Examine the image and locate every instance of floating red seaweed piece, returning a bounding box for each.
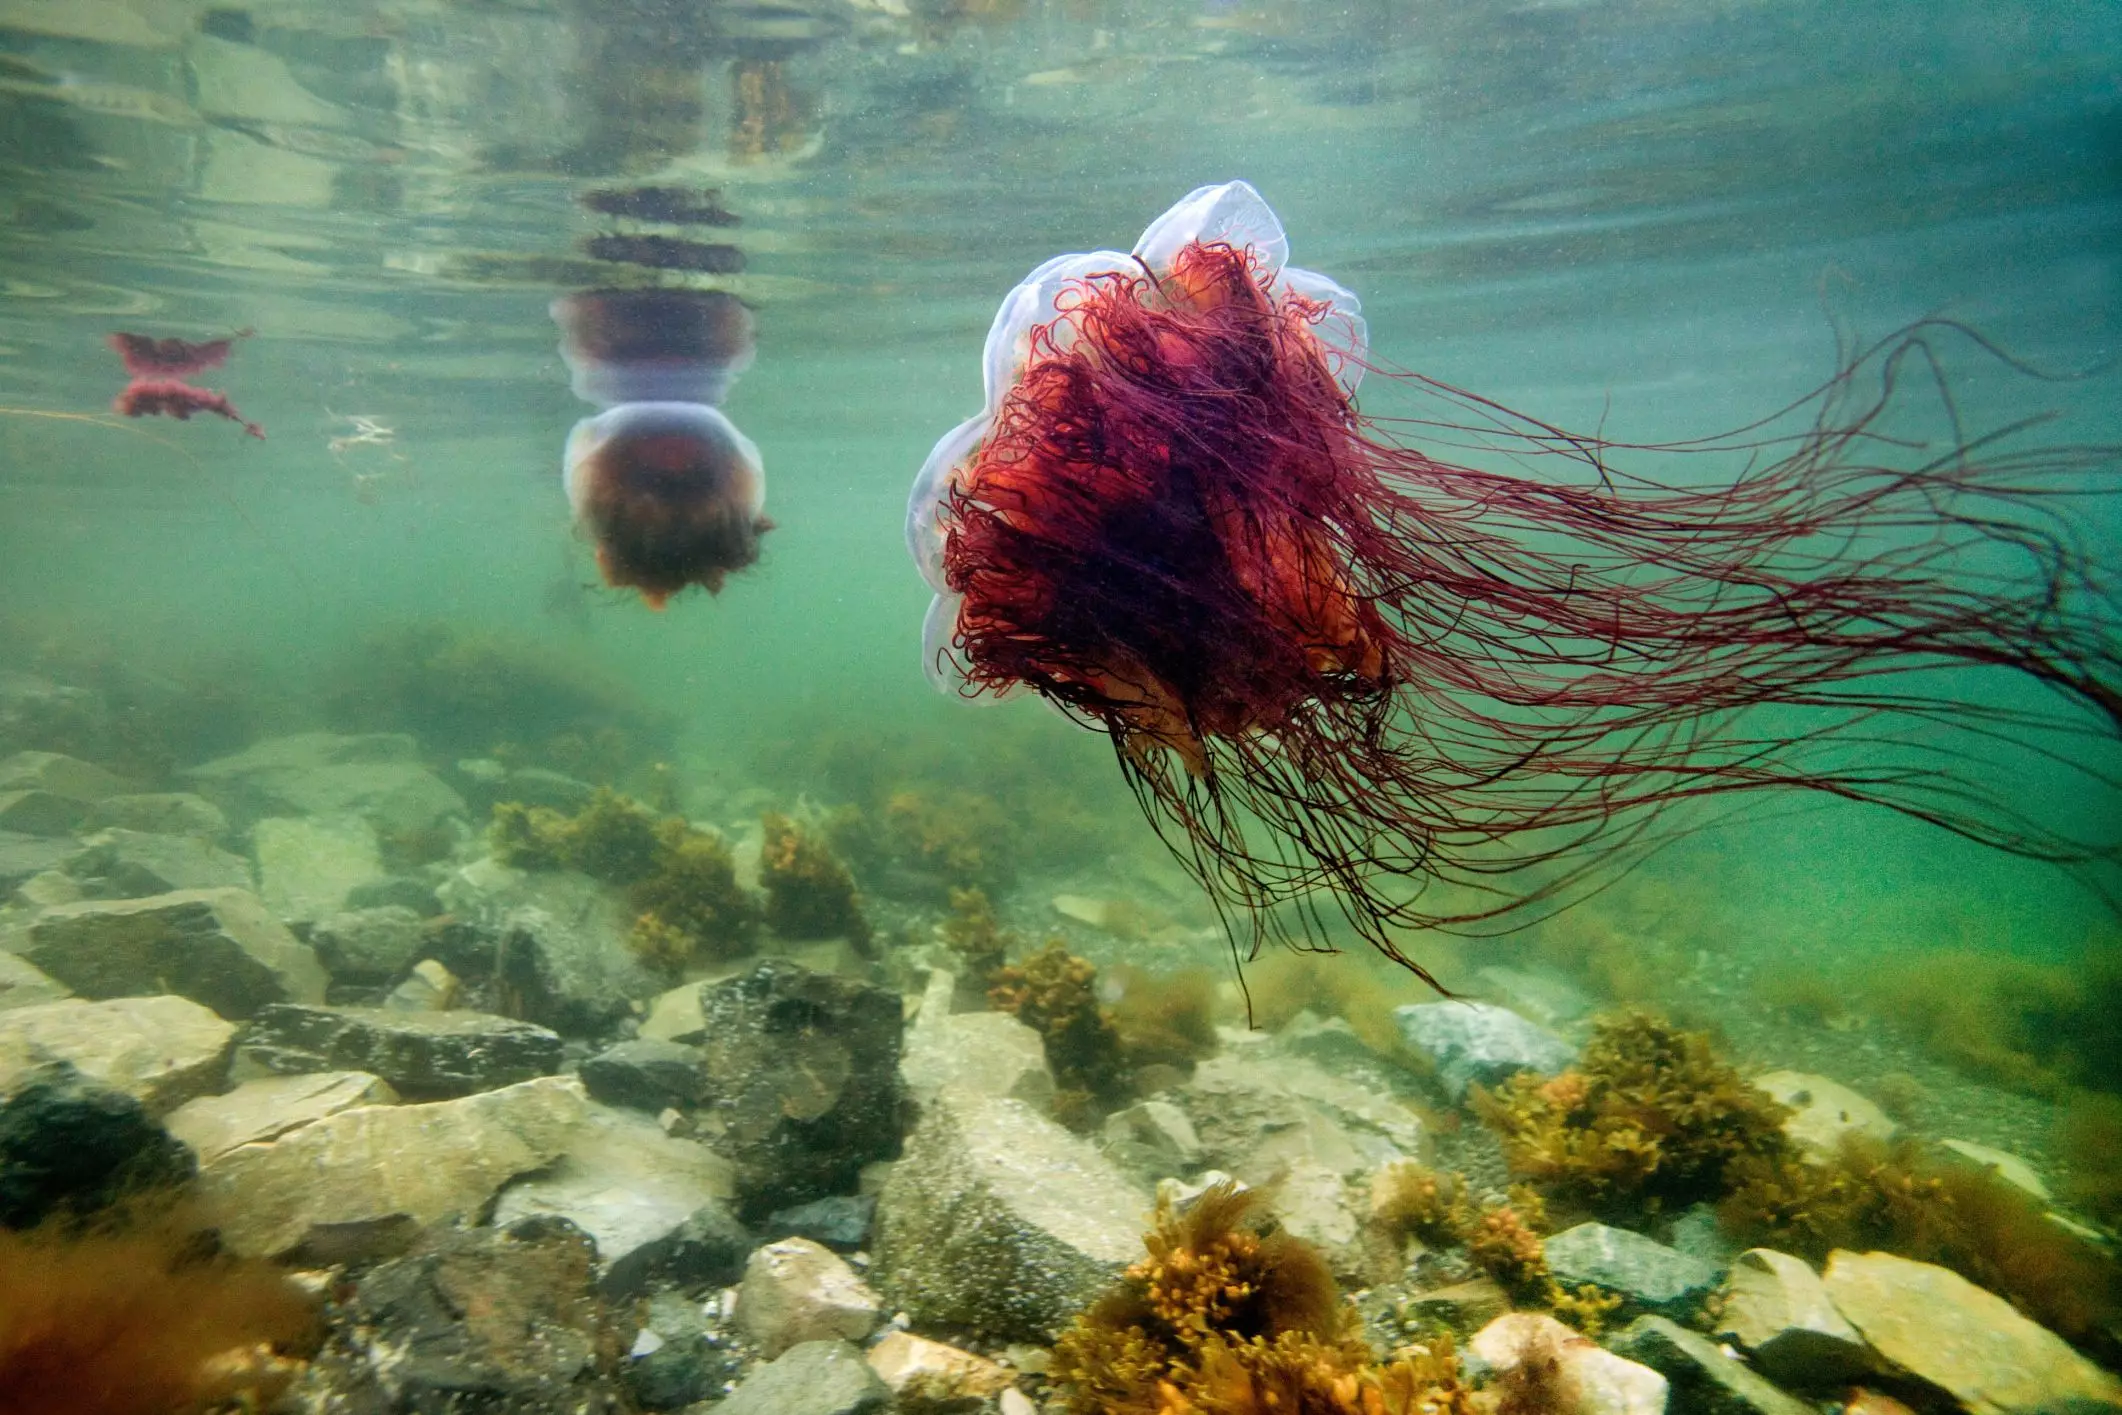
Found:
[106,327,254,378]
[114,378,265,439]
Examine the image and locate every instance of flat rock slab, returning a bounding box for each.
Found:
[718,1339,890,1415]
[65,828,252,896]
[493,1101,736,1298]
[1753,1071,1895,1162]
[0,831,80,889]
[1394,1000,1578,1101]
[0,750,129,801]
[901,969,1053,1107]
[1612,1314,1815,1415]
[195,1074,590,1257]
[185,732,467,836]
[1545,1221,1722,1317]
[0,994,235,1114]
[23,887,327,1020]
[1823,1249,2122,1415]
[0,789,90,836]
[163,1069,399,1164]
[1714,1247,1873,1386]
[875,1090,1149,1342]
[237,1002,563,1099]
[253,814,387,924]
[86,792,228,839]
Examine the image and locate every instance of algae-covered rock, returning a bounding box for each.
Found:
[23,886,327,1019]
[1822,1249,2122,1415]
[0,788,91,835]
[0,831,79,890]
[308,904,426,982]
[874,1090,1149,1341]
[0,750,130,801]
[1544,1221,1721,1318]
[236,1002,563,1099]
[0,994,234,1113]
[162,1069,398,1164]
[0,1061,197,1227]
[194,1074,589,1257]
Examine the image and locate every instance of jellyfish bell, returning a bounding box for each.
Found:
[909,180,2122,986]
[551,288,756,407]
[564,400,769,608]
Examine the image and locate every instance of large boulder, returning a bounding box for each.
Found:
[193,1074,589,1257]
[1712,1247,1873,1386]
[580,1037,710,1112]
[0,832,80,891]
[1394,1000,1578,1101]
[21,887,327,1019]
[1822,1249,2122,1415]
[235,1002,563,1100]
[0,789,90,835]
[685,960,907,1217]
[874,1090,1148,1342]
[182,732,466,836]
[437,861,667,1036]
[307,905,427,983]
[0,994,235,1113]
[0,1061,197,1227]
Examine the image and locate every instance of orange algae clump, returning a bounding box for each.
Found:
[760,811,871,947]
[1051,1181,1472,1415]
[0,1218,319,1415]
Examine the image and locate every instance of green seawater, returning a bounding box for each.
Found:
[0,0,2117,1132]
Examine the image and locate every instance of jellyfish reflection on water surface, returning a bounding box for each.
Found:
[907,181,2122,987]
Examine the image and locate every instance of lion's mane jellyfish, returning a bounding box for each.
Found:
[908,180,2122,985]
[552,289,769,607]
[106,327,263,438]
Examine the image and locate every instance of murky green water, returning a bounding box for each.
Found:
[1,0,2116,967]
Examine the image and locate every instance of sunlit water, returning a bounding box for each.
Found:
[0,0,2116,975]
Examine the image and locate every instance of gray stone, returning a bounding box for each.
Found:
[1394,1000,1578,1101]
[1544,1221,1721,1318]
[1102,1099,1204,1178]
[580,1037,709,1112]
[717,1339,890,1415]
[236,1002,563,1099]
[0,994,235,1114]
[22,888,327,1019]
[1469,1312,1668,1415]
[345,874,442,916]
[0,750,129,801]
[382,958,459,1011]
[874,1090,1149,1341]
[901,968,1053,1107]
[162,1070,398,1164]
[1713,1248,1873,1386]
[0,951,68,1012]
[490,871,668,1036]
[1612,1314,1814,1415]
[0,832,79,890]
[84,792,228,839]
[0,789,89,836]
[0,671,110,761]
[492,1101,736,1298]
[1822,1249,2122,1415]
[64,828,252,896]
[253,814,386,923]
[766,1193,875,1251]
[688,960,907,1216]
[183,732,467,836]
[308,905,426,982]
[194,1074,589,1257]
[736,1236,882,1357]
[626,1306,742,1411]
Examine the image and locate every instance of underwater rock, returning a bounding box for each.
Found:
[1936,1138,2051,1202]
[63,827,253,896]
[492,1100,737,1298]
[901,966,1054,1107]
[1613,1314,1814,1415]
[307,904,426,982]
[22,886,327,1020]
[687,960,907,1217]
[865,1330,1016,1414]
[0,749,130,801]
[345,872,443,916]
[0,994,234,1113]
[1394,999,1579,1101]
[1403,1277,1511,1337]
[299,1214,628,1411]
[1751,1071,1895,1163]
[383,957,460,1011]
[1473,966,1598,1030]
[626,1288,745,1409]
[764,1193,875,1251]
[183,731,468,837]
[504,766,599,813]
[1821,1249,2122,1415]
[1713,1248,1873,1387]
[1544,1221,1722,1318]
[162,1069,398,1165]
[639,976,710,1042]
[0,671,110,762]
[85,790,228,839]
[236,1002,563,1099]
[252,813,387,923]
[0,951,68,1012]
[0,788,91,836]
[736,1235,882,1357]
[718,1338,892,1415]
[195,1073,588,1258]
[1100,1097,1204,1178]
[0,1061,197,1227]
[580,1036,710,1111]
[439,863,665,1037]
[1468,1312,1668,1415]
[0,831,80,891]
[874,1090,1148,1341]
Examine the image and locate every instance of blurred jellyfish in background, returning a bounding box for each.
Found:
[552,288,770,608]
[909,181,2122,987]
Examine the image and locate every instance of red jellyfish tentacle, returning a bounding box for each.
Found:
[939,237,2122,981]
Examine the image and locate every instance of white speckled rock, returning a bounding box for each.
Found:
[0,994,234,1113]
[1470,1312,1668,1415]
[1823,1249,2122,1415]
[902,969,1052,1108]
[1394,1000,1578,1100]
[736,1237,882,1358]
